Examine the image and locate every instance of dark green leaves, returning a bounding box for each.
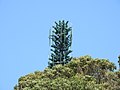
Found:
[48,20,72,68]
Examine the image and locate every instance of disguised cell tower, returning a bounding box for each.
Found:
[48,20,72,68]
[118,55,120,70]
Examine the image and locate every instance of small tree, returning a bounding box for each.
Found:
[48,20,72,68]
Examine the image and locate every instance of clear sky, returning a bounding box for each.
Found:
[0,0,120,90]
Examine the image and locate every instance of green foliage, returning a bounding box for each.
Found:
[48,20,72,68]
[14,55,120,90]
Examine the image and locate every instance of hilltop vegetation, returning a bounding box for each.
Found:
[14,55,120,90]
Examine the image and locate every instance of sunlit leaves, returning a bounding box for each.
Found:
[14,55,120,90]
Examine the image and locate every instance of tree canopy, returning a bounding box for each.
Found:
[14,55,120,90]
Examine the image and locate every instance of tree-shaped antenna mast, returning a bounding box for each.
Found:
[118,55,120,70]
[48,20,72,68]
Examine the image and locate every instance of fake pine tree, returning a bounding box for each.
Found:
[48,20,72,68]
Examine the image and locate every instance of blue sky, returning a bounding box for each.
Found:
[0,0,120,90]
